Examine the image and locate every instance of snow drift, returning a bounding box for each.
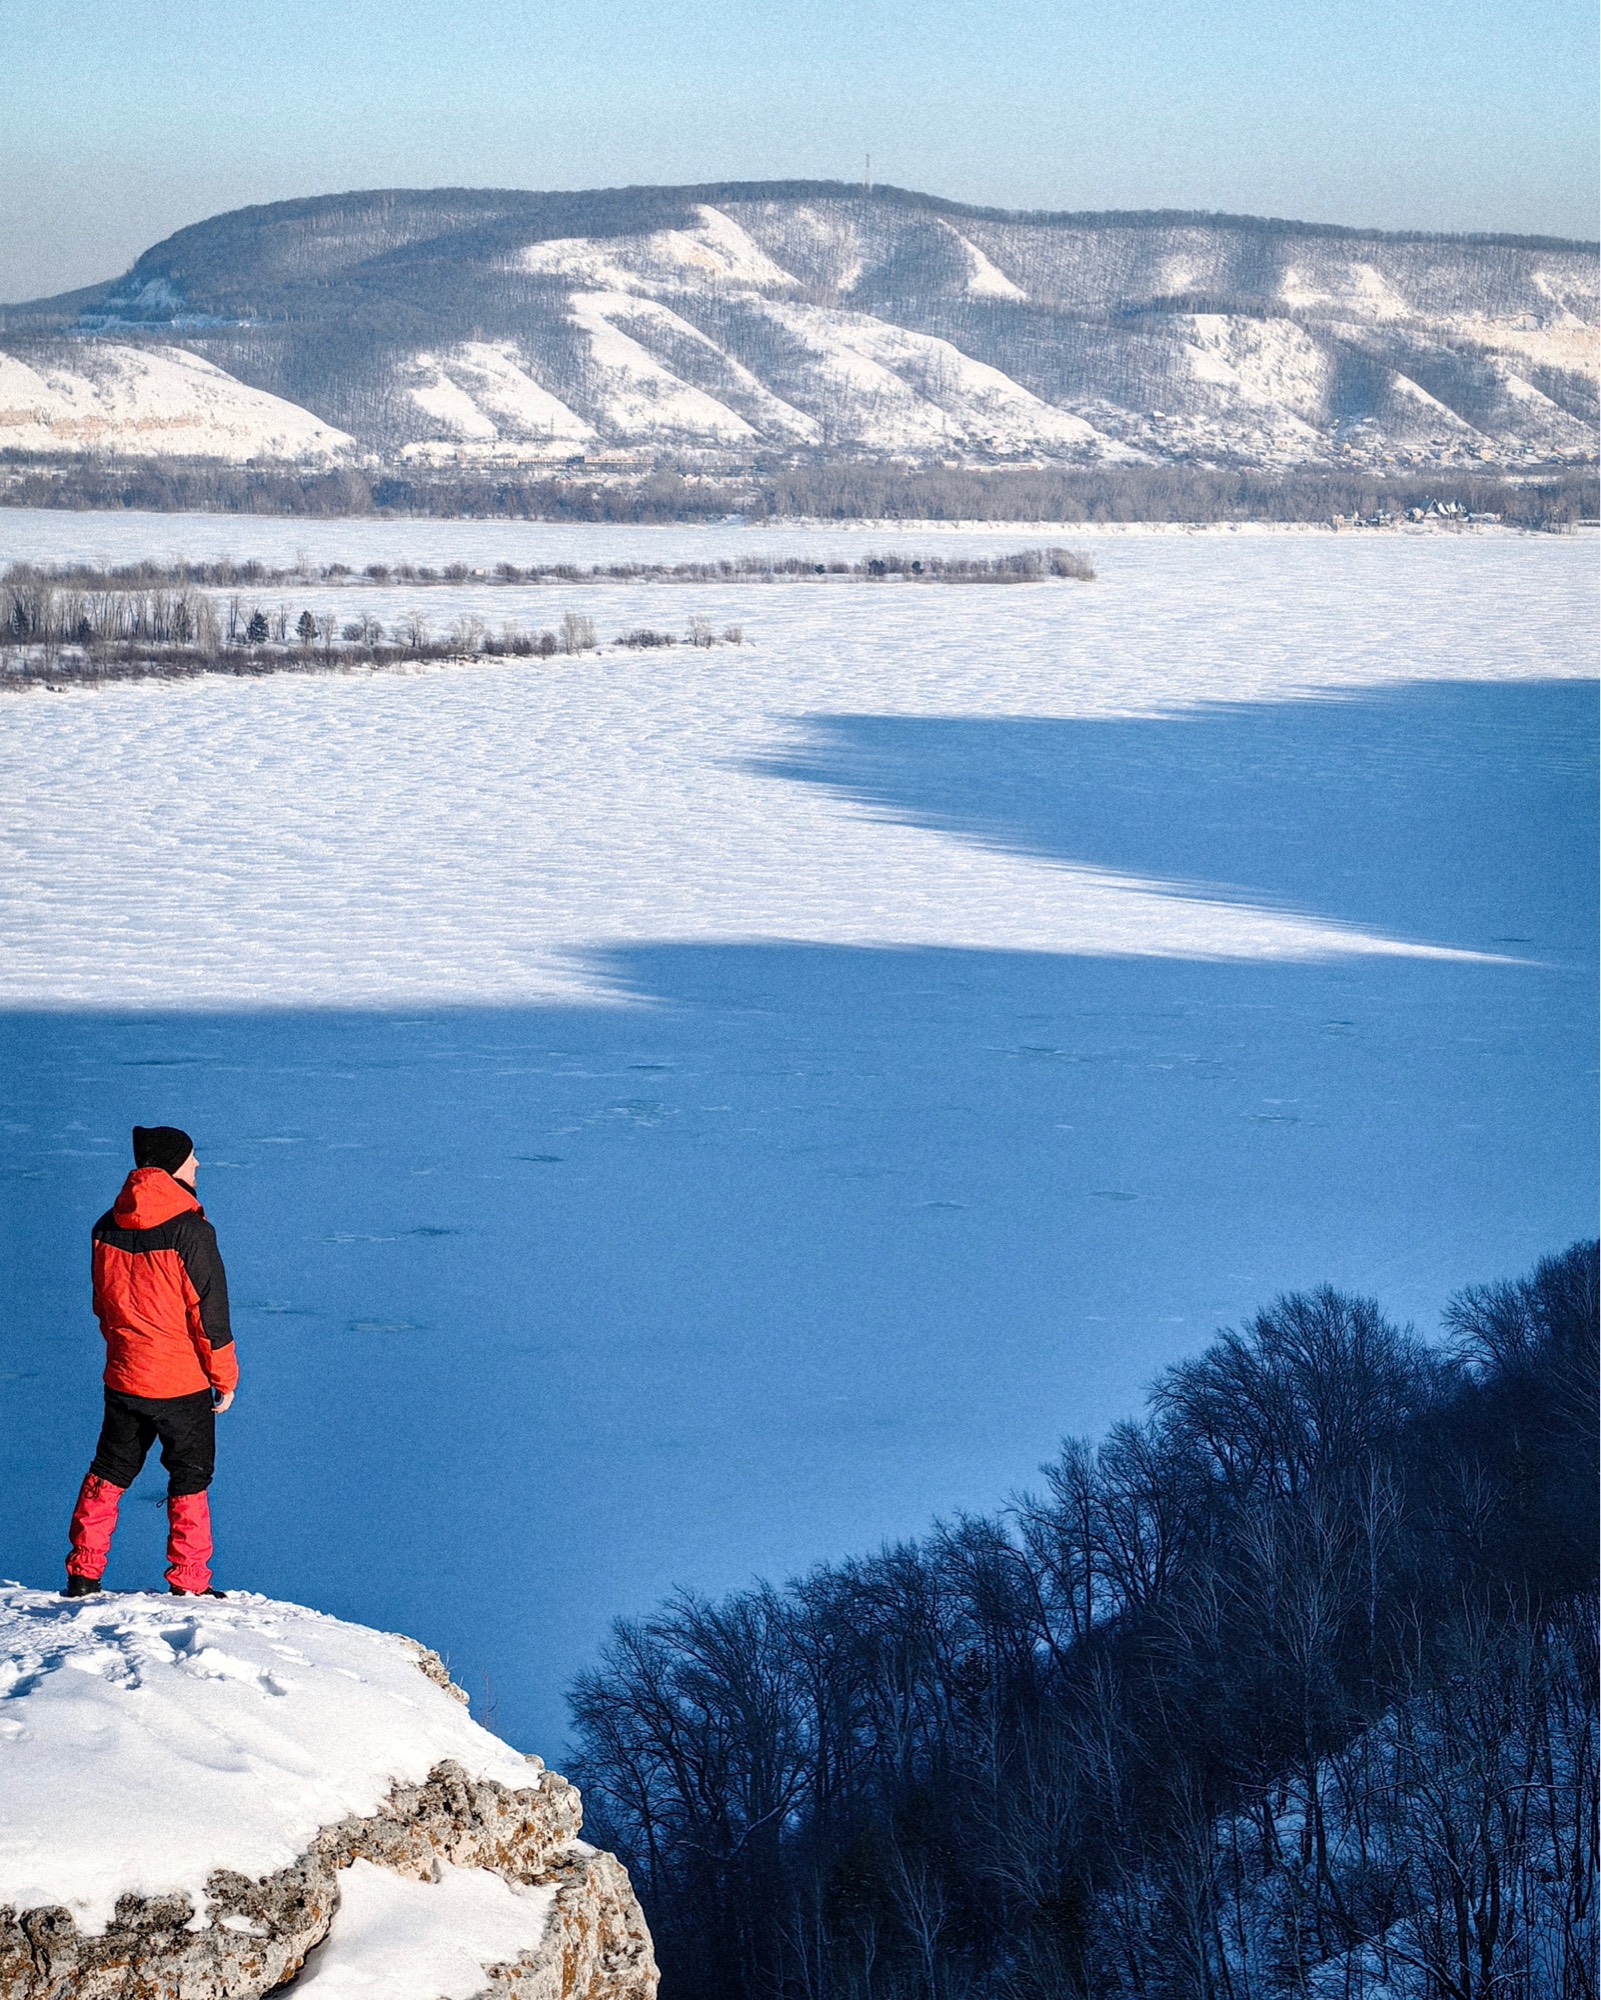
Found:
[0,1586,657,2000]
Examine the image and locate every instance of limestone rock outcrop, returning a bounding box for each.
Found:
[0,1595,657,2000]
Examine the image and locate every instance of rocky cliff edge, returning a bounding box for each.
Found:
[0,1587,658,2000]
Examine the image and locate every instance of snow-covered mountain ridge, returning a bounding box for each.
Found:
[2,181,1595,468]
[0,1587,657,2000]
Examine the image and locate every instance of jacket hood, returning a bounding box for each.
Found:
[112,1167,202,1230]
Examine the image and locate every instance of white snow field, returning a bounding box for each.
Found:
[0,521,1593,1759]
[0,528,1583,1006]
[0,1586,533,1931]
[0,506,1522,573]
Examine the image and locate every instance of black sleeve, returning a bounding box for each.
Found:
[177,1215,233,1349]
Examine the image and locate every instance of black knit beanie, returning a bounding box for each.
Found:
[132,1125,194,1175]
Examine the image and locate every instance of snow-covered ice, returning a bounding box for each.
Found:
[0,1586,532,1932]
[0,532,1582,1006]
[292,1859,556,1997]
[0,506,1537,572]
[0,520,1592,1758]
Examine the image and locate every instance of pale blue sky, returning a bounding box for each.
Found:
[4,0,1596,301]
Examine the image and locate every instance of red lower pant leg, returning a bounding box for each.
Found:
[66,1473,126,1581]
[166,1491,213,1594]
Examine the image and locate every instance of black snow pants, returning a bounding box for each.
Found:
[89,1387,216,1497]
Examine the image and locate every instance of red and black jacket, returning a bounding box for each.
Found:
[91,1169,238,1400]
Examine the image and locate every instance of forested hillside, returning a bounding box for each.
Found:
[2,183,1595,471]
[569,1244,1598,2000]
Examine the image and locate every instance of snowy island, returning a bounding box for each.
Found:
[0,1586,657,2000]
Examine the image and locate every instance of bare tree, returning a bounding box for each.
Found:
[566,1248,1598,2000]
[560,610,597,654]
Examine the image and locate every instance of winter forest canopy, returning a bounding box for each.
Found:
[569,1244,1598,2000]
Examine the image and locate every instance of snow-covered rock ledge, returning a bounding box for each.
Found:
[0,1588,658,2000]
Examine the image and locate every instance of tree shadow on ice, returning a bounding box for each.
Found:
[755,678,1598,958]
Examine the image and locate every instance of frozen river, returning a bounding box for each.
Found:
[0,515,1593,1753]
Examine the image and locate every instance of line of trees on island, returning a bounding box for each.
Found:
[0,546,1091,685]
[0,585,762,686]
[568,1244,1598,2000]
[4,548,1094,593]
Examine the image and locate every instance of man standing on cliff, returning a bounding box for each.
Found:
[64,1126,238,1598]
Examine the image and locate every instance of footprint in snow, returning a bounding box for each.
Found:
[180,1644,291,1695]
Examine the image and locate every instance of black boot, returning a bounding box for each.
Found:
[64,1575,102,1598]
[170,1585,227,1598]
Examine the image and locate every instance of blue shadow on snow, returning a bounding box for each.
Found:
[0,675,1592,1753]
[755,678,1597,957]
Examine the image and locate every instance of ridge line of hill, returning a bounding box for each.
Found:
[8,180,1594,317]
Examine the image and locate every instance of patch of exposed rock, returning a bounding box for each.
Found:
[0,1643,657,2000]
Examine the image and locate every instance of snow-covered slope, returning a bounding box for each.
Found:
[737,299,1109,454]
[399,340,597,454]
[4,183,1596,466]
[520,204,799,293]
[0,1586,657,2000]
[0,343,352,460]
